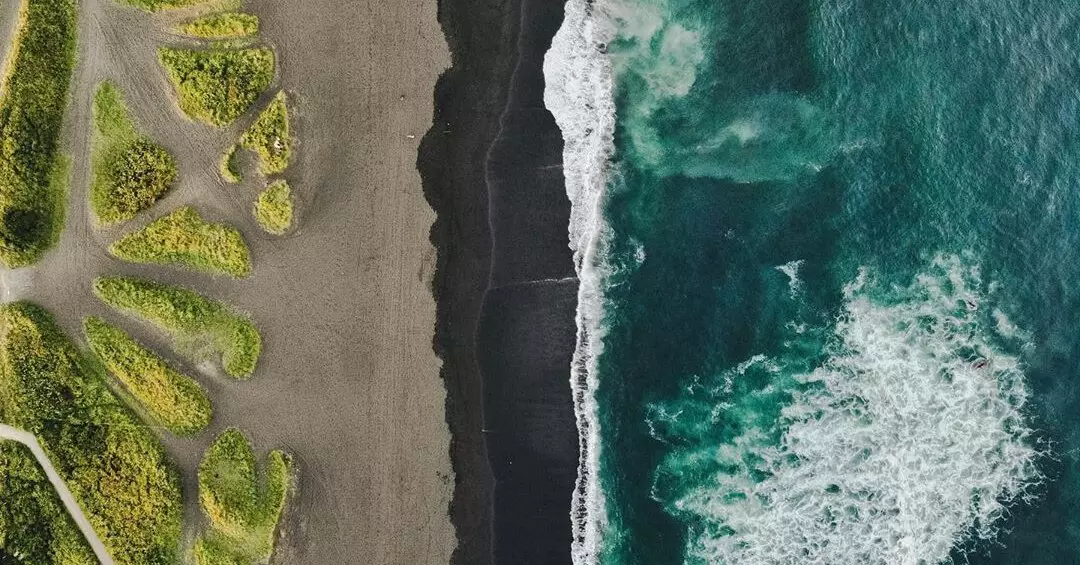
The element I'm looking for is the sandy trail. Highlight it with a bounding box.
[0,425,115,565]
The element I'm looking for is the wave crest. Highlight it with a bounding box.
[649,255,1044,565]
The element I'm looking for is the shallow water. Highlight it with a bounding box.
[547,0,1080,563]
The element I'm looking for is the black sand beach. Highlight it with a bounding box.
[420,0,577,563]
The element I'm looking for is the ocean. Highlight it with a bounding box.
[545,1,1080,564]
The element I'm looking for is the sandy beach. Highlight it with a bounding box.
[421,0,577,563]
[10,0,455,562]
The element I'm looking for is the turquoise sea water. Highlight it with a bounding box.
[568,0,1080,563]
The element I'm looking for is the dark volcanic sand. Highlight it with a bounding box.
[420,0,577,563]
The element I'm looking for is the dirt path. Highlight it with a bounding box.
[0,425,115,565]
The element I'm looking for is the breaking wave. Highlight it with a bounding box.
[647,255,1044,565]
[544,0,618,563]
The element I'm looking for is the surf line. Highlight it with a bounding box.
[0,423,116,565]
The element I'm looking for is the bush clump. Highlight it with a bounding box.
[253,180,293,235]
[84,316,212,436]
[159,46,275,127]
[93,276,262,379]
[177,11,259,39]
[91,82,178,226]
[119,0,231,11]
[220,145,242,183]
[195,428,291,564]
[0,0,78,266]
[0,442,96,564]
[110,206,252,277]
[240,91,291,175]
[0,302,183,564]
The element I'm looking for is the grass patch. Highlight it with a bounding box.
[239,91,291,175]
[159,46,275,127]
[119,0,238,12]
[91,82,178,226]
[84,316,212,436]
[110,206,252,277]
[177,11,259,39]
[221,144,242,183]
[0,442,96,564]
[94,276,261,379]
[253,180,293,235]
[196,428,291,563]
[0,303,182,564]
[0,0,77,267]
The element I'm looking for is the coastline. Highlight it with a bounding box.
[420,0,577,563]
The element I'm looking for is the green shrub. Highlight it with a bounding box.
[177,11,259,39]
[110,206,252,277]
[0,303,182,564]
[220,145,242,183]
[91,82,178,226]
[119,0,236,12]
[193,536,247,565]
[0,0,78,267]
[240,91,291,175]
[197,428,291,563]
[253,180,293,235]
[93,276,262,379]
[84,316,212,436]
[159,47,275,127]
[0,442,96,564]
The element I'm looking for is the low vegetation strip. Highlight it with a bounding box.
[84,317,212,436]
[110,206,252,277]
[159,46,275,127]
[91,82,178,226]
[177,11,259,39]
[240,91,291,175]
[220,145,242,183]
[0,441,96,564]
[253,180,293,234]
[195,428,291,564]
[0,303,182,564]
[0,0,77,267]
[93,276,262,379]
[120,0,230,11]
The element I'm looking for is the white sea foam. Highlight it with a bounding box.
[651,255,1044,565]
[545,1,619,563]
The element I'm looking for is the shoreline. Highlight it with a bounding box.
[420,0,577,562]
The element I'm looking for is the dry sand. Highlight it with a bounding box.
[9,0,455,562]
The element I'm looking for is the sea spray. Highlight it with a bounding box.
[648,255,1043,565]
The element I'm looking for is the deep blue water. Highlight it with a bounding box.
[584,1,1080,563]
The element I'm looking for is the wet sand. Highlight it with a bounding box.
[421,0,578,563]
[12,0,455,562]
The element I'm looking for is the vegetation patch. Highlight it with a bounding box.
[84,316,212,436]
[253,180,293,235]
[94,276,262,379]
[0,441,96,564]
[240,91,291,175]
[221,144,242,183]
[119,0,237,12]
[177,11,259,39]
[0,303,182,564]
[91,82,179,226]
[110,206,252,277]
[196,428,291,564]
[0,0,78,267]
[159,46,275,127]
